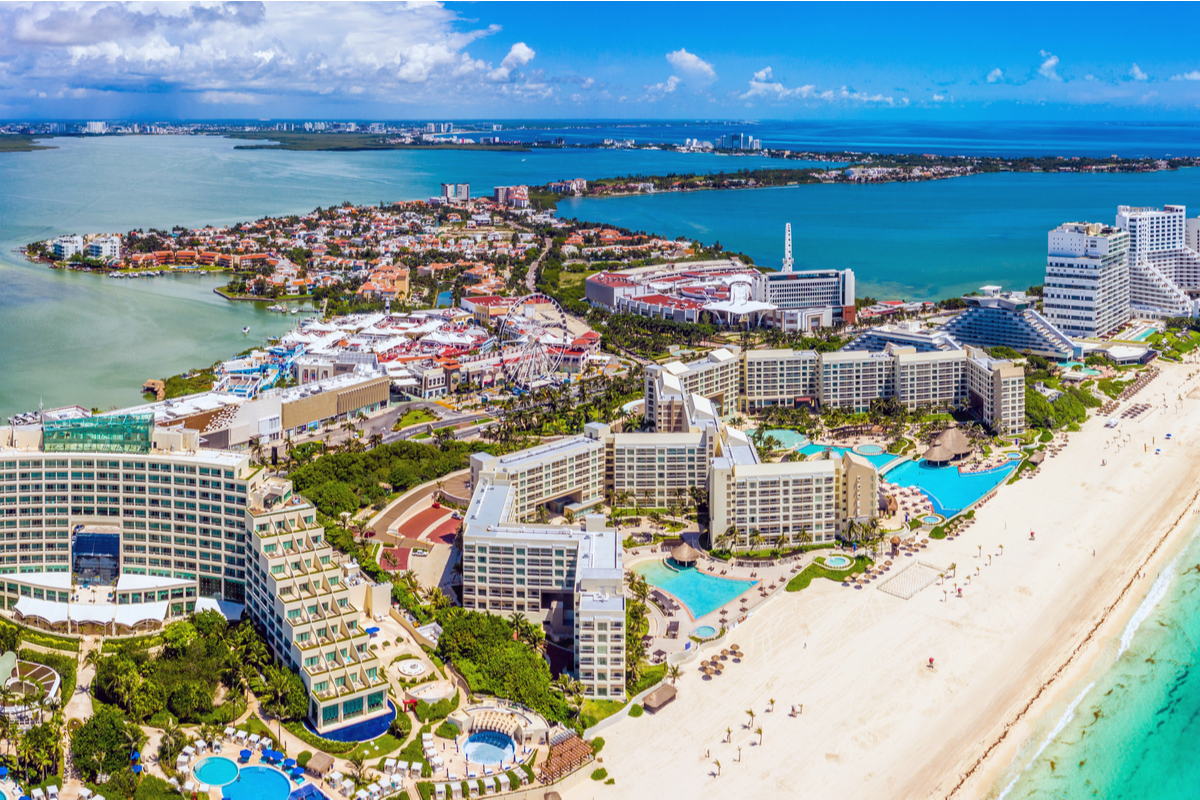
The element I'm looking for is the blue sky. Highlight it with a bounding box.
[4,1,1200,121]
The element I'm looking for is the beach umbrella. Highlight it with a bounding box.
[291,768,305,777]
[284,759,297,768]
[704,668,714,677]
[240,750,252,760]
[721,649,729,657]
[133,765,143,774]
[131,751,140,760]
[0,767,8,778]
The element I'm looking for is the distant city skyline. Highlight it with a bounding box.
[4,1,1200,121]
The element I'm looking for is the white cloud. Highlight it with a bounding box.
[1129,63,1149,81]
[0,3,557,107]
[1170,70,1200,81]
[986,68,1003,83]
[1038,50,1061,81]
[666,48,716,81]
[199,90,262,105]
[1085,73,1097,81]
[738,69,902,105]
[932,93,946,102]
[488,42,535,82]
[645,75,681,98]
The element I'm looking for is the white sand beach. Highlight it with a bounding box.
[569,361,1200,800]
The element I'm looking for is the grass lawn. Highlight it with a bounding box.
[786,554,873,592]
[628,663,667,696]
[581,699,625,727]
[395,408,439,430]
[348,732,403,762]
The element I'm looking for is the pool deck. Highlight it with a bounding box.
[626,547,846,662]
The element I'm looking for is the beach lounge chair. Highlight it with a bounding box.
[467,767,478,779]
[182,783,195,794]
[434,785,446,800]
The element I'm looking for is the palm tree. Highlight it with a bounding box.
[755,726,763,746]
[745,708,755,729]
[748,529,764,553]
[347,753,370,787]
[768,698,775,713]
[667,665,681,685]
[725,726,732,743]
[713,759,721,777]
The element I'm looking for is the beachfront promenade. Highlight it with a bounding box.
[569,360,1200,800]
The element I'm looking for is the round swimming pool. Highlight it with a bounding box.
[1005,452,1023,460]
[692,625,717,639]
[194,756,240,786]
[221,766,290,800]
[462,731,516,766]
[825,555,853,569]
[922,515,941,525]
[855,444,886,456]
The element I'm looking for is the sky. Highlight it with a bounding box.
[4,1,1200,121]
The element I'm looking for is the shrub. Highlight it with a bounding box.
[282,722,357,755]
[628,704,644,718]
[591,768,608,781]
[415,698,455,723]
[434,721,458,740]
[590,737,605,754]
[389,712,413,740]
[297,751,313,768]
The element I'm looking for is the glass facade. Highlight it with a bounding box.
[43,414,154,454]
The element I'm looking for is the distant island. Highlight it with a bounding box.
[0,134,56,153]
[223,131,532,152]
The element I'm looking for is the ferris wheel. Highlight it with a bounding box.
[498,292,570,389]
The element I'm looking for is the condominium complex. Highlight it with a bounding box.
[244,477,391,734]
[940,287,1076,358]
[0,414,393,737]
[1115,205,1200,318]
[643,348,741,430]
[604,429,717,509]
[461,468,625,700]
[1042,222,1131,338]
[649,343,1026,434]
[709,438,877,549]
[469,432,606,521]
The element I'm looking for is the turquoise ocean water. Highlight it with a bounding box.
[993,522,1200,799]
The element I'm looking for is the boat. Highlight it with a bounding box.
[267,304,285,312]
[242,326,250,334]
[290,308,299,315]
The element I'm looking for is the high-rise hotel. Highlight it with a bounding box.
[0,414,392,736]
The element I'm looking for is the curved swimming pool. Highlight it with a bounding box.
[885,460,1016,516]
[692,625,718,639]
[463,731,516,766]
[633,560,756,619]
[194,756,239,786]
[855,444,886,456]
[221,766,290,800]
[303,701,397,742]
[824,555,853,569]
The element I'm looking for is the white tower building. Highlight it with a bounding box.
[782,223,794,273]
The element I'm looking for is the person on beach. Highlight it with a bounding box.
[928,657,935,669]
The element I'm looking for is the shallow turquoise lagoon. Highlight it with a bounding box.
[884,460,1015,516]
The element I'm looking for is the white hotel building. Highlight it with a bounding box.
[0,414,392,737]
[1042,222,1131,338]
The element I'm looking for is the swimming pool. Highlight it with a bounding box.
[222,766,290,800]
[746,428,809,449]
[634,560,756,619]
[824,555,853,569]
[1005,451,1023,460]
[463,731,516,766]
[194,757,239,786]
[1062,361,1101,376]
[693,625,718,639]
[303,701,396,742]
[1133,327,1157,342]
[885,460,1015,516]
[799,444,898,471]
[855,444,886,455]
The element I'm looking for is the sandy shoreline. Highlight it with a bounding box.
[569,361,1200,800]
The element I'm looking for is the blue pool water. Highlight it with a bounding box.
[634,560,756,619]
[886,460,1015,516]
[693,625,717,638]
[436,290,453,307]
[463,731,516,766]
[1132,328,1157,342]
[825,555,853,568]
[799,444,898,471]
[856,444,885,455]
[195,757,239,786]
[1062,361,1102,376]
[222,766,290,800]
[303,701,396,742]
[1006,451,1024,460]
